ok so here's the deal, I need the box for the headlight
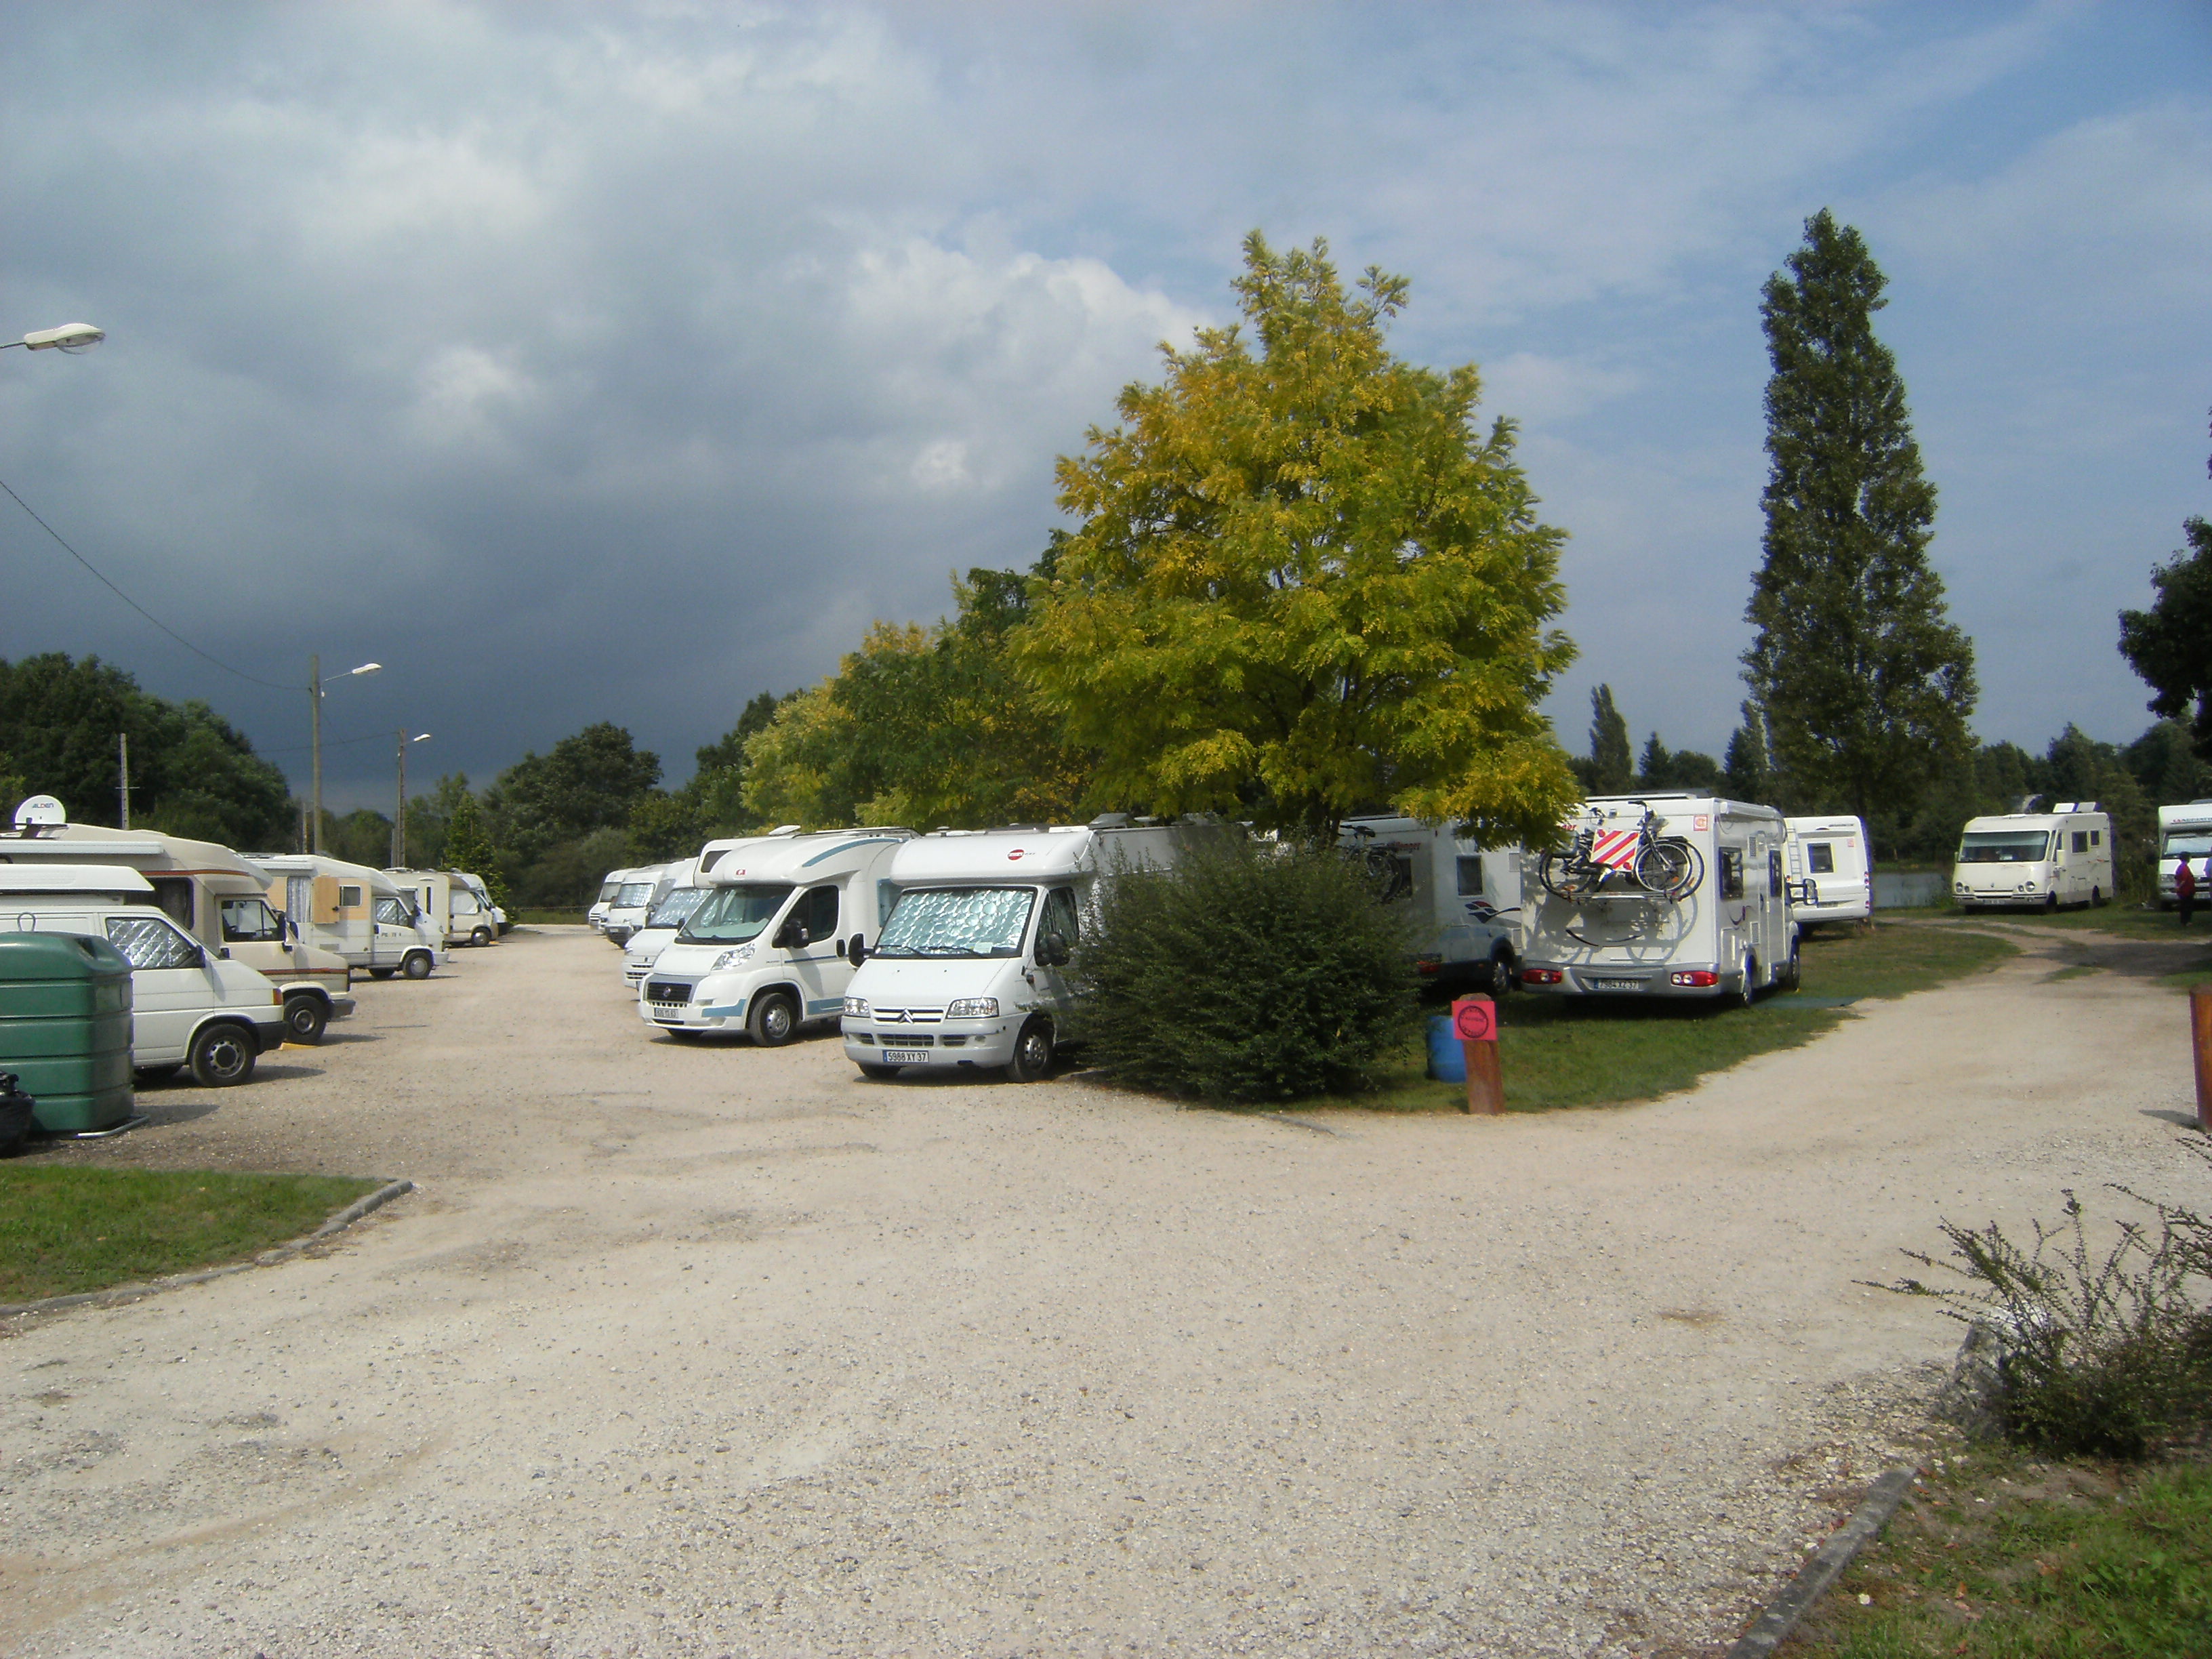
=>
[712,945,754,970]
[946,997,999,1019]
[842,996,869,1017]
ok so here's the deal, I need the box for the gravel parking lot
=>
[2,922,2202,1657]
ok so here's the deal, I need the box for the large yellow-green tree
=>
[1015,232,1580,842]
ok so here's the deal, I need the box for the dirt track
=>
[1,922,2202,1657]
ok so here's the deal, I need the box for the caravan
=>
[1952,805,2113,911]
[1784,816,1872,926]
[638,830,915,1044]
[0,802,355,1044]
[1517,794,1801,1003]
[255,854,445,979]
[839,820,1197,1082]
[1338,815,1523,997]
[2157,801,2212,908]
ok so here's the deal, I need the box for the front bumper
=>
[1954,890,2046,908]
[329,994,356,1020]
[841,1017,1018,1069]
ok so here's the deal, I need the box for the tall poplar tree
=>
[1586,684,1633,794]
[1742,210,1976,827]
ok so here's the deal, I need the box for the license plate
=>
[1591,977,1645,991]
[882,1050,928,1064]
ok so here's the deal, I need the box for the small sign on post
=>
[1451,995,1504,1116]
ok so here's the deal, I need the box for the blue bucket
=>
[1426,1014,1466,1082]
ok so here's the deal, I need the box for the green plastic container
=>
[0,932,136,1132]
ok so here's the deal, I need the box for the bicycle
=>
[1538,800,1705,903]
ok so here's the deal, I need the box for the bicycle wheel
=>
[1635,838,1703,900]
[1539,848,1599,901]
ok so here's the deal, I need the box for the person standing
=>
[2178,855,2198,928]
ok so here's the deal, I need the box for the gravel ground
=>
[0,922,2202,1657]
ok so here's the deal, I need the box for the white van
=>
[254,853,445,979]
[0,865,287,1085]
[1339,815,1523,997]
[588,869,635,934]
[638,830,915,1044]
[1518,794,1801,1003]
[0,806,356,1044]
[839,821,1195,1082]
[604,860,689,947]
[619,858,733,988]
[2157,801,2212,907]
[1784,815,1872,926]
[392,867,501,948]
[1952,804,2113,911]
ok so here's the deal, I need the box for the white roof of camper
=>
[0,863,156,895]
[1580,794,1784,823]
[251,853,403,896]
[886,825,1180,885]
[1963,809,2108,831]
[1785,815,1864,836]
[707,830,914,886]
[0,823,271,882]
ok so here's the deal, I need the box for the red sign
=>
[1452,996,1498,1042]
[1007,849,1026,861]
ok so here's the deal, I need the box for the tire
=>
[188,1023,258,1088]
[2044,891,2058,913]
[747,989,799,1047]
[136,1063,182,1084]
[857,1062,901,1081]
[1635,838,1703,900]
[1731,954,1757,1011]
[1779,937,1802,993]
[1482,950,1514,1000]
[369,967,396,981]
[1007,1017,1055,1083]
[1538,848,1594,901]
[2090,887,2102,908]
[470,926,492,947]
[282,994,328,1046]
[401,951,432,980]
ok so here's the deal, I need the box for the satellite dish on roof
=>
[12,796,66,830]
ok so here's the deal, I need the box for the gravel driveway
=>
[1,922,2201,1657]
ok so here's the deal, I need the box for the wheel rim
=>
[203,1035,248,1080]
[760,1000,792,1042]
[1019,1028,1050,1074]
[286,1003,319,1038]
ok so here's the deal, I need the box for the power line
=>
[0,472,295,691]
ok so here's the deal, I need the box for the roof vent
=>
[1089,813,1132,828]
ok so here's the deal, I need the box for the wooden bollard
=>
[2193,987,2212,1133]
[1451,995,1504,1116]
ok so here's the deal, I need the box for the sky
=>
[2,0,2207,811]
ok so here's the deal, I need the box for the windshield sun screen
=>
[874,887,1037,958]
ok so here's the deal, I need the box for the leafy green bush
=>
[1071,836,1423,1104]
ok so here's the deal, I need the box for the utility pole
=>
[117,731,130,829]
[310,651,323,854]
[392,730,430,867]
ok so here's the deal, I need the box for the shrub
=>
[1071,835,1423,1104]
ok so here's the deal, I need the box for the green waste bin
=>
[0,932,136,1132]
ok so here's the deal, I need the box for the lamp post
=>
[2,322,104,354]
[392,731,431,867]
[309,656,381,853]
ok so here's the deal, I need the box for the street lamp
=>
[3,323,104,354]
[392,731,431,867]
[309,657,381,854]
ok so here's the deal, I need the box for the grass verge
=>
[0,1168,382,1304]
[1778,1445,2212,1658]
[1303,922,2015,1114]
[512,907,588,926]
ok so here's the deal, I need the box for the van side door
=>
[783,883,846,1021]
[1033,886,1082,1028]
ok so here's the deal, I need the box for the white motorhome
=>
[0,804,355,1044]
[0,864,287,1085]
[2156,800,2212,908]
[697,830,801,881]
[1784,815,1873,926]
[839,820,1195,1082]
[603,860,689,947]
[620,853,739,988]
[1518,794,1801,1003]
[254,853,445,979]
[588,869,635,933]
[1339,815,1523,997]
[1952,804,2113,911]
[455,872,510,936]
[392,867,500,947]
[639,830,916,1044]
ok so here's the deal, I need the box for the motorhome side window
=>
[1767,850,1784,895]
[221,899,284,943]
[2071,831,2090,854]
[150,878,194,928]
[1039,886,1080,948]
[802,884,838,942]
[105,916,201,970]
[1806,843,1835,874]
[340,885,363,908]
[2090,830,2102,846]
[1719,848,1744,901]
[1456,856,1484,897]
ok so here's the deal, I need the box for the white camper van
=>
[392,868,501,948]
[603,861,688,947]
[620,854,736,987]
[1784,815,1872,926]
[0,806,355,1044]
[0,864,287,1085]
[638,830,916,1044]
[2157,801,2212,907]
[588,869,635,933]
[255,853,445,979]
[1518,794,1801,1003]
[1952,804,2113,911]
[1339,815,1523,996]
[839,821,1194,1082]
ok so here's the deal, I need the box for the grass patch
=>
[1780,1446,2212,1658]
[513,907,588,926]
[1305,922,2015,1114]
[1963,903,2179,939]
[0,1168,382,1304]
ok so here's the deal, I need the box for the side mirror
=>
[848,935,869,965]
[1038,930,1069,968]
[218,946,232,960]
[775,921,806,950]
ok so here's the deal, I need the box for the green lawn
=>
[1950,901,2175,938]
[1779,1446,2212,1658]
[513,907,590,926]
[0,1168,382,1304]
[1309,922,2015,1114]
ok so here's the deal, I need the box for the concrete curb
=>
[0,1178,415,1322]
[1724,1465,1919,1658]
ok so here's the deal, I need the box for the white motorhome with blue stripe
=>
[636,829,914,1044]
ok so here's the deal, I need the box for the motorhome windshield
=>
[647,887,708,929]
[875,886,1036,958]
[1959,831,2049,863]
[596,880,621,903]
[678,883,794,944]
[613,882,654,908]
[2163,831,2212,859]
